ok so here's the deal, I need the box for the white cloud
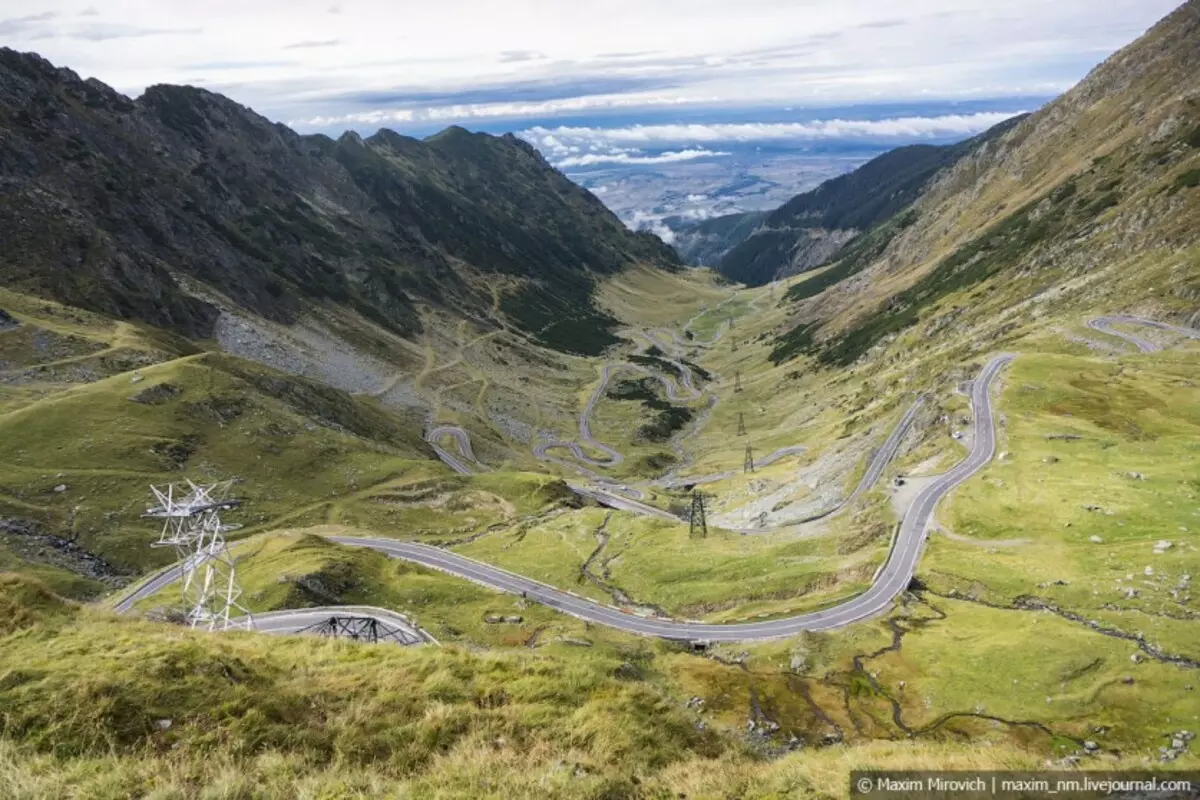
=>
[526,112,1023,147]
[291,92,711,129]
[650,223,676,244]
[4,0,1178,131]
[554,148,731,168]
[283,38,340,49]
[630,211,677,244]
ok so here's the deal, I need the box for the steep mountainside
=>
[0,49,678,356]
[718,116,1028,286]
[771,0,1200,367]
[663,210,767,266]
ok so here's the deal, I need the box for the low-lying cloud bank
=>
[520,110,1021,173]
[291,92,709,129]
[554,148,731,167]
[522,111,1022,148]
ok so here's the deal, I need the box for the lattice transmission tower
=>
[744,445,755,474]
[689,491,709,538]
[145,480,251,632]
[736,412,747,436]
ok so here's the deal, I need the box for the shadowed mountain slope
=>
[0,49,678,356]
[717,116,1028,287]
[666,210,768,267]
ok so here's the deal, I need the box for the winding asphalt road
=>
[110,352,1009,640]
[534,358,703,470]
[112,563,435,645]
[1086,317,1160,353]
[114,559,195,614]
[787,394,927,526]
[252,606,434,644]
[322,354,1012,641]
[678,293,738,348]
[115,351,1007,642]
[534,299,795,482]
[572,407,903,530]
[426,425,479,476]
[650,444,809,490]
[115,315,1194,642]
[1085,315,1200,353]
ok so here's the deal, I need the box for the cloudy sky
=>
[3,0,1178,134]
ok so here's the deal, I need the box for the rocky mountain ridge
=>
[0,48,678,356]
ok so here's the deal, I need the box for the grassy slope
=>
[0,352,430,568]
[1,573,725,795]
[687,293,749,340]
[0,289,436,589]
[926,349,1200,659]
[731,336,1200,757]
[594,264,729,328]
[5,573,1198,798]
[580,254,1200,758]
[96,296,1200,765]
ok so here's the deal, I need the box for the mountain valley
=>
[2,3,1200,797]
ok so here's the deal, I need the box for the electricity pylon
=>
[731,338,738,352]
[734,370,743,393]
[689,491,709,538]
[737,412,747,436]
[744,445,755,474]
[145,480,251,632]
